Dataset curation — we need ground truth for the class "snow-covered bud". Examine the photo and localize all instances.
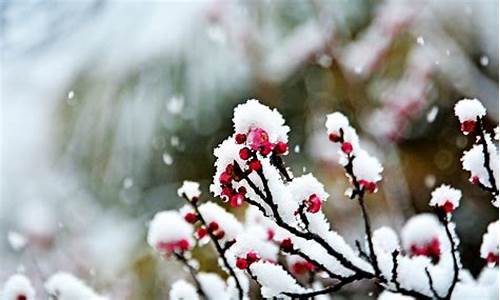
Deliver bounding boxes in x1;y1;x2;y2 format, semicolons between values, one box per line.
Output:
306;194;322;213
184;212;198;224
235;133;247;144
247;127;271;151
2;274;35;300
461;143;499;189
287;255;315;275
177;181;201;202
480;221;499;266
246;251;261;264
239;147;251;160
352;150;383;189
325;112;350;139
198;202;243;243
429;184;461;214
45;272;107;300
196;227;208;239
236;257;248;270
170;280;199;300
219;171;232;186
274;141;288;155
401;214;443;263
454;98;486;135
148;211;193;255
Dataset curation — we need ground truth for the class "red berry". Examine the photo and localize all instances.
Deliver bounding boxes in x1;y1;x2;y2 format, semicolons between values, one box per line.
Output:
208;221;219;231
246;251;260;264
307;194;322;213
236;258;248;269
248;159;262;171
329;133;341;142
442;200;455;214
230;194;244;207
235;133;247;144
341;142;353;154
219;172;232;185
214;230;225;240
280;238;294;252
184;212;198;224
239;147;251;160
461;120;476;134
196;227;208;239
177;239;190;251
275;141;288;155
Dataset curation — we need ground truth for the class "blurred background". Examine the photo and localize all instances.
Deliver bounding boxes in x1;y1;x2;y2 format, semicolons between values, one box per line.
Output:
1;0;498;298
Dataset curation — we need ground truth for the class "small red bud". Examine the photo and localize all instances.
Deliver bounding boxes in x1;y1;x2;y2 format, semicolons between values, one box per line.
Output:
280;238;294;252
230;194;244;207
196;227;208;239
307;194;322;213
470;176;480;185
274;141;288;155
487;252;499;264
177;239;190;251
238;186;247;195
267;229;275;241
329;133;341;142
360;180;378;193
248;159;262;171
235;133;247;144
460;120;476;134
341;142;353;154
208;221;219;231
17;295;27;300
221;187;233;200
442;200;455;214
184;212;198;224
239;147;251;160
259;143;274;156
236;258;248;269
219;171;232;186
246;251;260;264
214;230;225;240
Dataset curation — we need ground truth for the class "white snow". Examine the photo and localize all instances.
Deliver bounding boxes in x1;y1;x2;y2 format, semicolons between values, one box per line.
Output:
454;98;486;123
178;180;201;201
45;272;108;300
1;274;35;300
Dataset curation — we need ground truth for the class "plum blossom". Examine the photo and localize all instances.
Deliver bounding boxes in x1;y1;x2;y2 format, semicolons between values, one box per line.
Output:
401;214;444;263
454;98;486;134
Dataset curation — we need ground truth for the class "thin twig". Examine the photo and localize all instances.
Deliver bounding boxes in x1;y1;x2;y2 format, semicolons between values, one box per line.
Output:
174;252;207;299
476;117;499;196
425;267;442;300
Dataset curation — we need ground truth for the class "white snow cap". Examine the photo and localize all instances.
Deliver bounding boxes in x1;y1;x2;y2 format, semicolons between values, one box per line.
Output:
287;173;329;203
352;150;383;183
2;274;35;300
401;214;442;249
325;112;350;136
373;226;400;253
147;210;193;252
198;202;243;243
429;184;461;211
461;140;499;189
45;272;108;300
249;261;305;297
480;221;499;262
454;98;486;123
169;280;199;300
178;181;201;201
232;99;290;143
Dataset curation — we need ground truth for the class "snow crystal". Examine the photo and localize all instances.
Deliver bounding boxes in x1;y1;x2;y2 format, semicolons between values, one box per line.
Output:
429;184;461;211
169;280;199;300
232;99;290;143
177;181;201;201
2;274;35;300
426;106;439;123
479;56;489;67
162;152;173;165
7;231;28;251
147;210;193;251
45;272;108;300
454;98;486;123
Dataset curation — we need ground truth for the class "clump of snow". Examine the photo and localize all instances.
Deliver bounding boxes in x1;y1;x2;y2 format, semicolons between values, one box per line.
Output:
249;261;305;297
147;210;193;253
454;98;486;123
169;280;199;300
198;202;243;243
352;150;383;183
480;221;499;264
45;272;108;300
401;214;443;252
461;141;499;189
429;184;461;212
287;174;329;204
373;226;400;253
198;273;231;300
2;274;35;300
232;99;290;143
178;181;201;201
378;290;414;300
325;112;350;137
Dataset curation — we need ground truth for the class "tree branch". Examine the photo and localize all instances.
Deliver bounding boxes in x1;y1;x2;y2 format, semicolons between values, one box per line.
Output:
174;252;207;299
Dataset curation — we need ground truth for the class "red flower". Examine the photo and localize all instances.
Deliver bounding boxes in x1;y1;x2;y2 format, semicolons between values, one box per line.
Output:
247;128;270;151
